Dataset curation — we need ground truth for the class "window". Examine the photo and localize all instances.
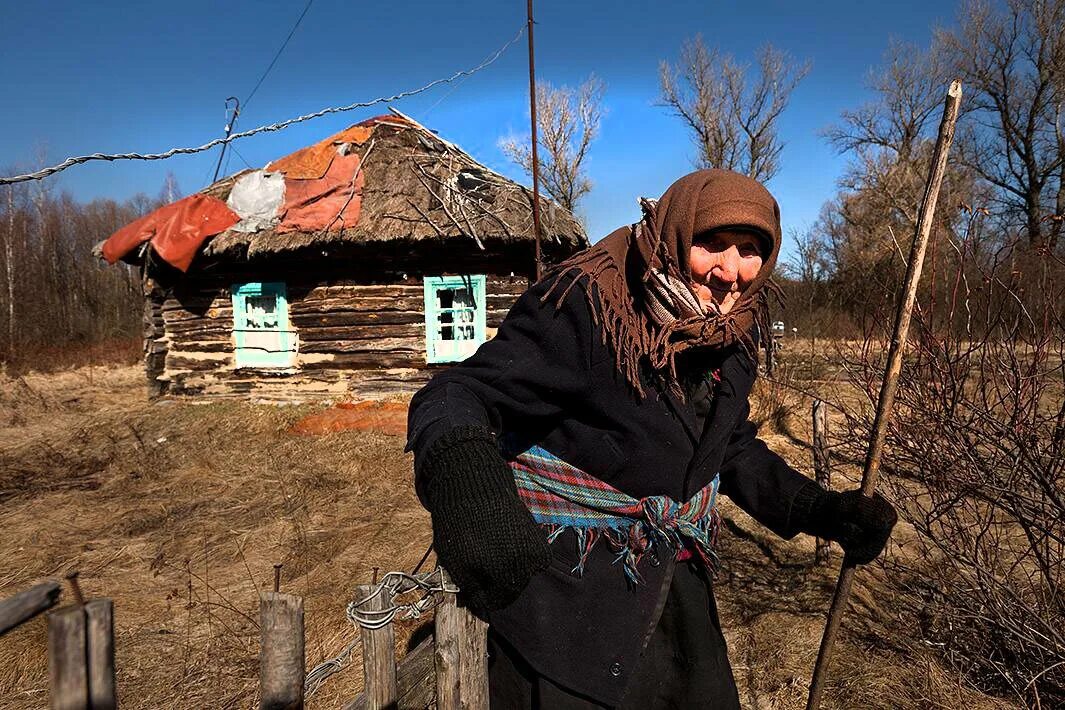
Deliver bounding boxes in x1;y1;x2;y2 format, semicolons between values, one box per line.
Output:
423;275;487;363
231;282;297;369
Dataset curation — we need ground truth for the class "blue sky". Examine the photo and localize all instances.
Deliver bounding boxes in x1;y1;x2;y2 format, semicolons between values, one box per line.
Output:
0;0;958;261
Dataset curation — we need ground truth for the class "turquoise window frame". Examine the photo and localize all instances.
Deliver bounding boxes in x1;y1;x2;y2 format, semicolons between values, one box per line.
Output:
231;282;298;369
423;275;487;364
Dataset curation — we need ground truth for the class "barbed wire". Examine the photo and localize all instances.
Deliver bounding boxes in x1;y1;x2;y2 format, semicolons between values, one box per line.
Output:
0;25;525;186
303;567;458;697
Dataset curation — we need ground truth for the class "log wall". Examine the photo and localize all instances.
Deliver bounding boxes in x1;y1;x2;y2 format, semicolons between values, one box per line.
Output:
151;272;528;401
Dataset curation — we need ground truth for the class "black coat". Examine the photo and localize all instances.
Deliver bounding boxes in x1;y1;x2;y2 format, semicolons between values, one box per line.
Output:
407;276;816;705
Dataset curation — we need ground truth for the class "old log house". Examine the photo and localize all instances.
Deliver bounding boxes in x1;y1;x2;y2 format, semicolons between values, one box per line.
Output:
101;111;587;400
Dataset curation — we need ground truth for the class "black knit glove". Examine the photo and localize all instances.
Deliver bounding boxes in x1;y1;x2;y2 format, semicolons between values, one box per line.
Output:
797;484;898;565
420;426;550;612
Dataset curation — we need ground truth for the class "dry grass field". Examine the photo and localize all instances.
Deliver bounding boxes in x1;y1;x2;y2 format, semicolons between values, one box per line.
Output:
0;362;1018;709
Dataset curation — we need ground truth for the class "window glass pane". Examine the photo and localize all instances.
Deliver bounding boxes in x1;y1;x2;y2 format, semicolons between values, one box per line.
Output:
246;295;279;329
451;288;474;308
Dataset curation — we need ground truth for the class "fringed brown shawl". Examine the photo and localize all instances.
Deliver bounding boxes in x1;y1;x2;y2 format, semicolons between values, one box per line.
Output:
544;169;783;397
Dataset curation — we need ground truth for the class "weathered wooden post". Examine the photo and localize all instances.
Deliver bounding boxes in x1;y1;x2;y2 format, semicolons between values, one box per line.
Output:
0;580;61;637
85;599;116;710
259;591;305;710
434;570;488;710
48;605;88;710
358;583;398;710
812;398;832;563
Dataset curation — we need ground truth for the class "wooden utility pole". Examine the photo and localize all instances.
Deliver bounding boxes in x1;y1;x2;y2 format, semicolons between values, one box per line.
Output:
526;0;543;281
805;80;962;709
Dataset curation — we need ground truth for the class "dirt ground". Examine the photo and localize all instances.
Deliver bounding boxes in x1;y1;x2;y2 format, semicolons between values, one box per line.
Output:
0;363;1017;709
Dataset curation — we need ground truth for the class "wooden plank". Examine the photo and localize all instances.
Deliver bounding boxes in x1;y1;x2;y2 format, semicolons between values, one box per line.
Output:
168;341;233;354
299;337;423;354
259;592;305;710
300;285;423;300
458;602;488;710
85;599;116;710
358;584;398;710
0;580;61;637
299;352;425;370
290;311;424;328
290;295;425;313
434;586;460;710
295;324;423;341
165;354;233;371
343;635;436;710
48;605;88;710
435;571;488;710
163;320;233;337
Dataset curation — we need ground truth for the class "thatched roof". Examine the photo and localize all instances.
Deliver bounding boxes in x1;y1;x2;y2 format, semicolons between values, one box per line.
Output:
201;110;588;259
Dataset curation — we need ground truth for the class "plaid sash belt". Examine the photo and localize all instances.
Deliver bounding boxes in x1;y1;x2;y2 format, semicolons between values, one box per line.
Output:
509;445;721;584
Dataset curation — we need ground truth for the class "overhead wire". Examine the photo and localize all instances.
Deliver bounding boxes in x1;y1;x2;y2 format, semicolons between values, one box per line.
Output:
242;0;314;113
208;0;314;186
1;24;525;186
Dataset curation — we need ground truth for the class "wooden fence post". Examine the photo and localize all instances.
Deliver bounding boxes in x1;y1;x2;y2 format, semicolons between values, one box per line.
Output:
434;570;488;710
48;605;87;710
85;599;116;710
0;580;62;637
812;398;832;563
358;584;397;710
260;592;305;710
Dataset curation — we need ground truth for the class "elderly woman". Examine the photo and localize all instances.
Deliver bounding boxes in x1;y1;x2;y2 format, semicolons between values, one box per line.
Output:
406;170;896;709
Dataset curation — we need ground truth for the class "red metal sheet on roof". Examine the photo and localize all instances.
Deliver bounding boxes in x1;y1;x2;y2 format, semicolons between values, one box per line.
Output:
101;193;239;271
267;124;375;180
276;151;364;234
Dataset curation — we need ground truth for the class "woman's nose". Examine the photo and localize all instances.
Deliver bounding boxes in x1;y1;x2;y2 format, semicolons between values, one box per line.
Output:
713;247;740;282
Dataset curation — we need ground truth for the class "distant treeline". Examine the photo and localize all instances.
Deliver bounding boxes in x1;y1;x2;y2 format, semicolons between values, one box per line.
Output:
0;178;171;373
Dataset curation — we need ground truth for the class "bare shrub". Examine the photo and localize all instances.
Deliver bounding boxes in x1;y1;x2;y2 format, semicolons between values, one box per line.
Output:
837;225;1065;705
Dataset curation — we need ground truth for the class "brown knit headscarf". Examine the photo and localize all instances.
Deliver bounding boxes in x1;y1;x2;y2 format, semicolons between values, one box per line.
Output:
544;169;783;397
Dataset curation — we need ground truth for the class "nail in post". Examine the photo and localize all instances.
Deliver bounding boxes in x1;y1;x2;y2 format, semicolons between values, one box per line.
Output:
65;571;85;607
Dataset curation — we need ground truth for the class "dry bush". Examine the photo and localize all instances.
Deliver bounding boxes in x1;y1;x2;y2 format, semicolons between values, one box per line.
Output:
837;235;1065;707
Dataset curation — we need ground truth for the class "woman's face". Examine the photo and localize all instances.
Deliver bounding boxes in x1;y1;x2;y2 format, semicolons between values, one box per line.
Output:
689;229;765;314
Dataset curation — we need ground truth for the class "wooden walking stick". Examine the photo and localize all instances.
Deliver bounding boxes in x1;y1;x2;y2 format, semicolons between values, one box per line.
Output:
805;79;962;710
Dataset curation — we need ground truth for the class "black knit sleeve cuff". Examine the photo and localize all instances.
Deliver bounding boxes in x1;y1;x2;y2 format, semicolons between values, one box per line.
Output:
786;480;832;538
418;425;513;507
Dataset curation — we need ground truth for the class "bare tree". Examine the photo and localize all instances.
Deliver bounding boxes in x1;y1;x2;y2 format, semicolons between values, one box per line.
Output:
825;40;944;164
159;171;182;204
819;40;992;327
658;37;809;181
936;0;1065;249
499;75;605;214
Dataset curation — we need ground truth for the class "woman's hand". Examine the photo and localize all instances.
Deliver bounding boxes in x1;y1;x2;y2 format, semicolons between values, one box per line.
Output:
422;426;551;612
802;487;898;565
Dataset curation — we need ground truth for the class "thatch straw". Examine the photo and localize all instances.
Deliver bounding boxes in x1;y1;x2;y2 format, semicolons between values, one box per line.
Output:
202;111;587;260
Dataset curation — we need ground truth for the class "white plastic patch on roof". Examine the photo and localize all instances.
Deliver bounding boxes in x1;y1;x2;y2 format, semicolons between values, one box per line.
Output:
227;169;285;233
